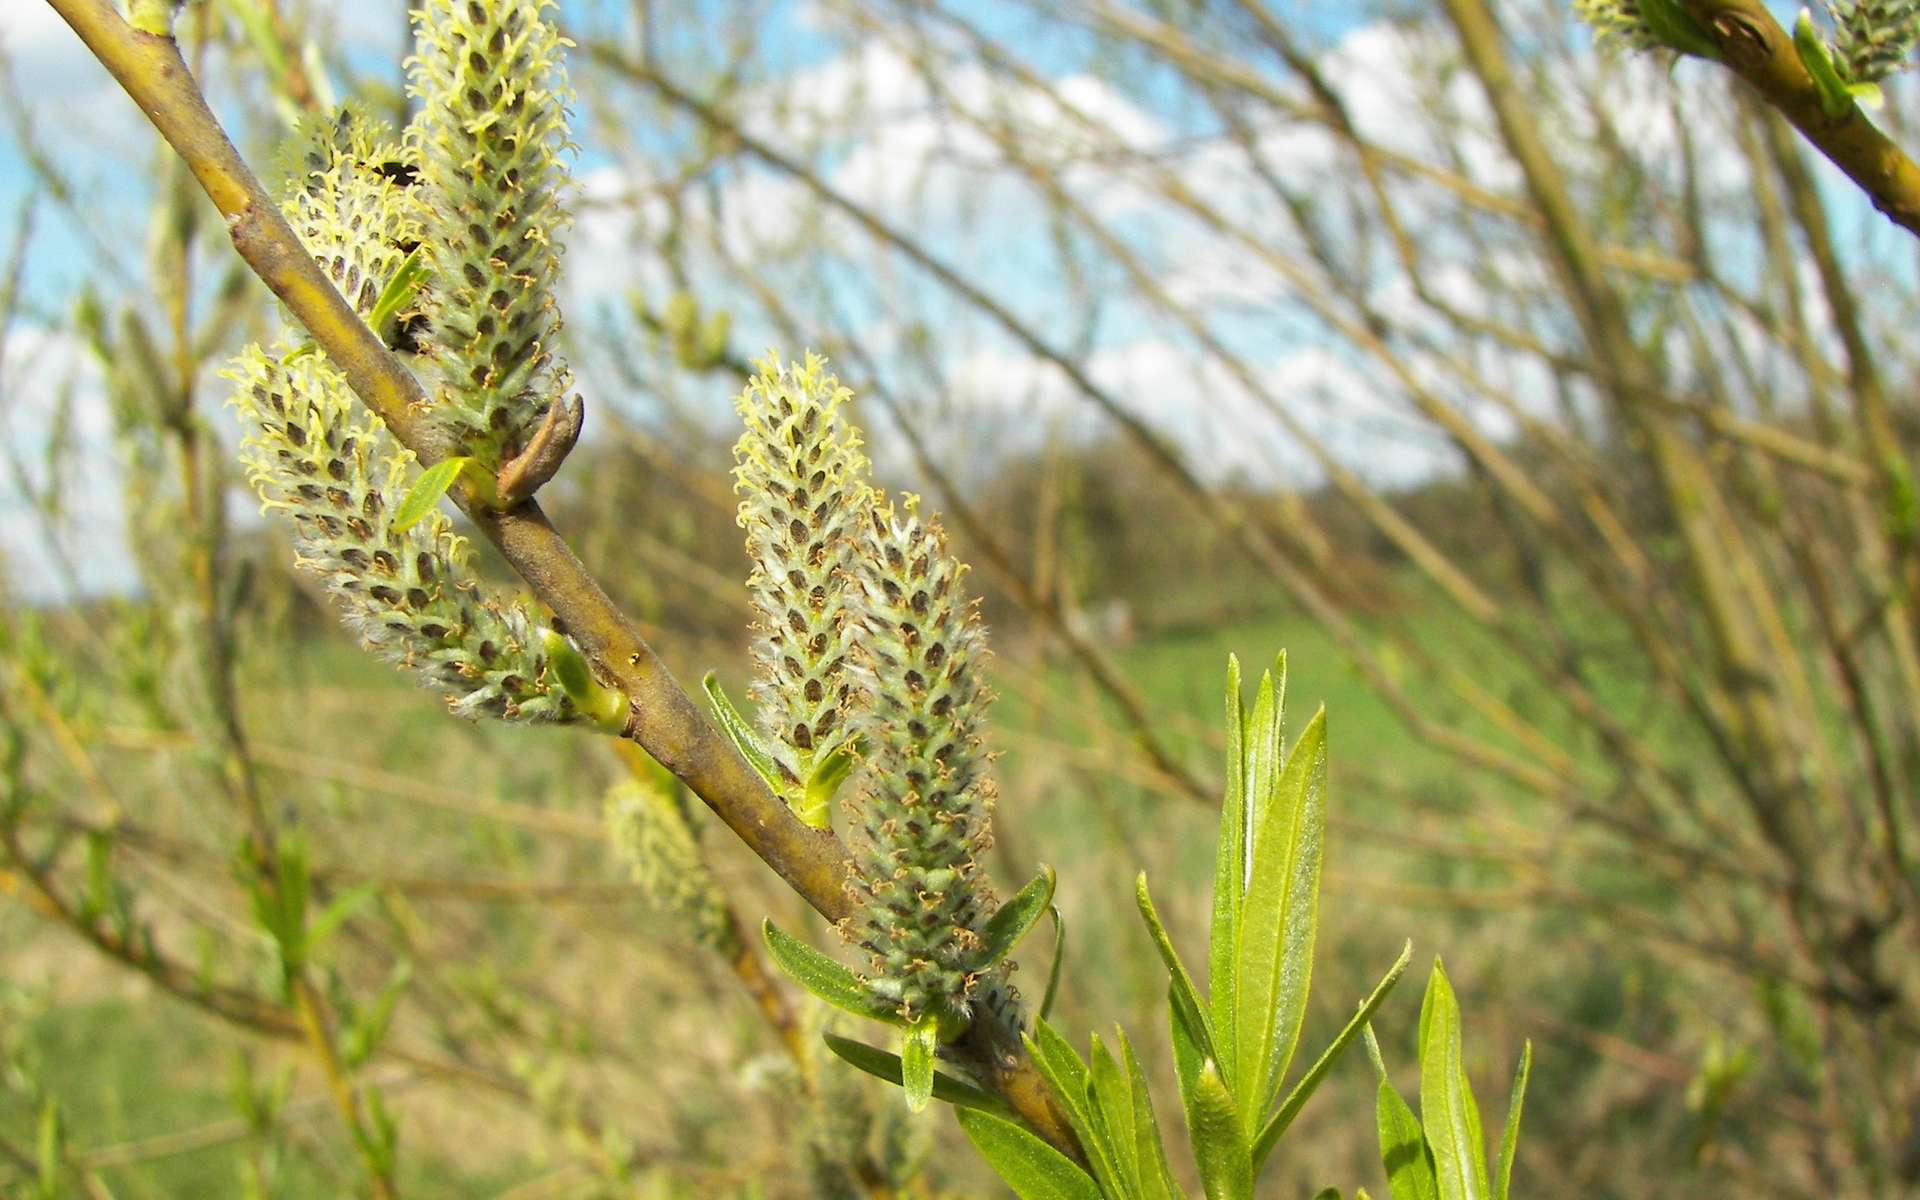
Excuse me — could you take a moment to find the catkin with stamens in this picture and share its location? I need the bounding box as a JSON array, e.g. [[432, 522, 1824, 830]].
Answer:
[[845, 495, 999, 1023], [227, 344, 576, 723], [1830, 0, 1920, 81], [1572, 0, 1667, 50], [732, 354, 870, 812], [278, 110, 422, 331], [408, 0, 574, 465]]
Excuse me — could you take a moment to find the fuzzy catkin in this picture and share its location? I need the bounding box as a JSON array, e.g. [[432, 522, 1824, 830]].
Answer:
[[1831, 0, 1920, 81], [732, 354, 870, 800], [279, 110, 422, 327], [845, 496, 999, 1023], [1572, 0, 1666, 50], [408, 0, 574, 465], [604, 778, 735, 952], [227, 345, 577, 723]]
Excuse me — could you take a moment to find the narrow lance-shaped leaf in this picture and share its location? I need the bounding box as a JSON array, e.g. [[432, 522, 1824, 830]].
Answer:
[[979, 865, 1057, 968], [1086, 1033, 1138, 1196], [1025, 1023, 1124, 1198], [955, 1109, 1103, 1200], [820, 1033, 1011, 1115], [1494, 1040, 1531, 1200], [703, 673, 789, 802], [1376, 1070, 1438, 1200], [1137, 871, 1216, 1064], [1041, 903, 1066, 1021], [390, 456, 470, 534], [760, 920, 902, 1025], [1254, 939, 1413, 1165], [1121, 1028, 1180, 1200], [1209, 653, 1249, 1072], [1235, 705, 1327, 1121], [1419, 960, 1490, 1200]]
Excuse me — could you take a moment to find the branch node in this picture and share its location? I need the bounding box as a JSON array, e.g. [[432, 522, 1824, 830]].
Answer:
[[495, 393, 584, 507]]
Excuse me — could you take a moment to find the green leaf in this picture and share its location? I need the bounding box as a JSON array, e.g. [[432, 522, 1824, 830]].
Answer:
[[1169, 980, 1207, 1102], [1209, 654, 1251, 1091], [1086, 1033, 1136, 1195], [702, 673, 789, 802], [1419, 961, 1490, 1200], [901, 1020, 938, 1113], [1312, 1190, 1344, 1200], [800, 741, 856, 827], [343, 961, 412, 1071], [1040, 904, 1066, 1021], [1234, 704, 1327, 1121], [542, 630, 629, 731], [1793, 9, 1857, 120], [391, 456, 472, 534], [981, 865, 1057, 968], [955, 1109, 1103, 1200], [1254, 939, 1413, 1166], [760, 920, 901, 1025], [306, 882, 379, 956], [1186, 1059, 1253, 1200], [820, 1033, 1012, 1114], [35, 1099, 60, 1200], [1377, 1074, 1438, 1200], [1494, 1041, 1531, 1200], [1137, 872, 1216, 1066], [1025, 1023, 1122, 1197], [367, 246, 427, 339], [1121, 1029, 1180, 1200]]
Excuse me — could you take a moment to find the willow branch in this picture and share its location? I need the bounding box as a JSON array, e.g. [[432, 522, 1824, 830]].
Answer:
[[1679, 0, 1920, 237], [41, 0, 1077, 1154]]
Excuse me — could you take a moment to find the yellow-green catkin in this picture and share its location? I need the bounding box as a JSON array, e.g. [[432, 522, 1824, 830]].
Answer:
[[1572, 0, 1667, 50], [845, 495, 1003, 1026], [1830, 0, 1920, 81], [407, 0, 574, 467], [278, 110, 422, 333], [731, 354, 870, 815], [226, 346, 576, 723], [224, 111, 579, 722], [604, 778, 735, 952]]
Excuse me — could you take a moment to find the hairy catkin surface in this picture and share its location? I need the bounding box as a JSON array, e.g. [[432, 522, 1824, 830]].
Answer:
[[845, 497, 1000, 1022], [408, 0, 574, 465], [1571, 0, 1669, 51], [1831, 0, 1920, 81], [279, 110, 422, 329], [224, 109, 580, 722], [732, 355, 869, 795], [227, 347, 576, 722]]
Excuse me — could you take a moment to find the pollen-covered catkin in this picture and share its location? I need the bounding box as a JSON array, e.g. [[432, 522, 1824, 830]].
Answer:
[[227, 344, 577, 723], [846, 496, 999, 1023], [732, 354, 869, 809], [279, 110, 421, 328], [408, 0, 574, 466]]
